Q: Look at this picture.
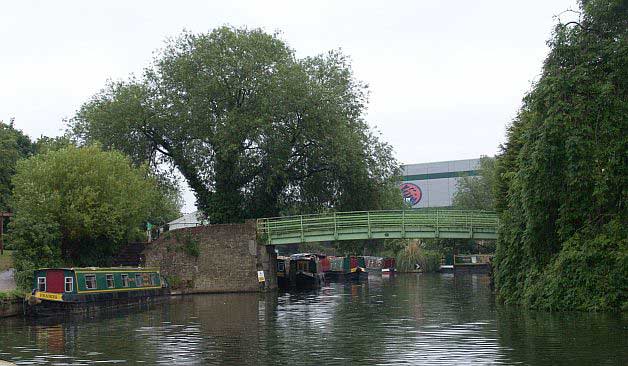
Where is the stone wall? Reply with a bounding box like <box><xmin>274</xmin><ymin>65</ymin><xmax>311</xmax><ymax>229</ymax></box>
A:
<box><xmin>0</xmin><ymin>298</ymin><xmax>23</xmax><ymax>318</ymax></box>
<box><xmin>142</xmin><ymin>220</ymin><xmax>277</xmax><ymax>294</ymax></box>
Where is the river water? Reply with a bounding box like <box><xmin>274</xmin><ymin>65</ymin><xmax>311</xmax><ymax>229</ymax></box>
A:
<box><xmin>0</xmin><ymin>274</ymin><xmax>625</xmax><ymax>365</ymax></box>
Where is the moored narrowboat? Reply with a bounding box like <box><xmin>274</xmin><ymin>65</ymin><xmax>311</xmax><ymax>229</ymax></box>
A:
<box><xmin>380</xmin><ymin>257</ymin><xmax>396</xmax><ymax>275</ymax></box>
<box><xmin>363</xmin><ymin>256</ymin><xmax>383</xmax><ymax>273</ymax></box>
<box><xmin>288</xmin><ymin>253</ymin><xmax>325</xmax><ymax>288</ymax></box>
<box><xmin>324</xmin><ymin>256</ymin><xmax>366</xmax><ymax>281</ymax></box>
<box><xmin>276</xmin><ymin>256</ymin><xmax>290</xmax><ymax>289</ymax></box>
<box><xmin>27</xmin><ymin>267</ymin><xmax>169</xmax><ymax>316</ymax></box>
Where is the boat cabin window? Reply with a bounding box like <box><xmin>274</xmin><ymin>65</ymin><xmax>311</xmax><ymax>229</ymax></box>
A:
<box><xmin>37</xmin><ymin>277</ymin><xmax>46</xmax><ymax>291</ymax></box>
<box><xmin>297</xmin><ymin>261</ymin><xmax>309</xmax><ymax>271</ymax></box>
<box><xmin>65</xmin><ymin>277</ymin><xmax>73</xmax><ymax>292</ymax></box>
<box><xmin>85</xmin><ymin>274</ymin><xmax>97</xmax><ymax>290</ymax></box>
<box><xmin>150</xmin><ymin>273</ymin><xmax>158</xmax><ymax>286</ymax></box>
<box><xmin>106</xmin><ymin>274</ymin><xmax>115</xmax><ymax>288</ymax></box>
<box><xmin>277</xmin><ymin>262</ymin><xmax>285</xmax><ymax>272</ymax></box>
<box><xmin>121</xmin><ymin>274</ymin><xmax>129</xmax><ymax>287</ymax></box>
<box><xmin>135</xmin><ymin>274</ymin><xmax>143</xmax><ymax>287</ymax></box>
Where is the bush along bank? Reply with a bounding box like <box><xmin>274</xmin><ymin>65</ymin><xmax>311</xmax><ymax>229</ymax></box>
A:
<box><xmin>493</xmin><ymin>0</ymin><xmax>627</xmax><ymax>311</ymax></box>
<box><xmin>395</xmin><ymin>241</ymin><xmax>441</xmax><ymax>273</ymax></box>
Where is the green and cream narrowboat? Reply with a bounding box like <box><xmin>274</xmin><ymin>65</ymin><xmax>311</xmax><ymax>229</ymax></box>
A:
<box><xmin>28</xmin><ymin>267</ymin><xmax>169</xmax><ymax>316</ymax></box>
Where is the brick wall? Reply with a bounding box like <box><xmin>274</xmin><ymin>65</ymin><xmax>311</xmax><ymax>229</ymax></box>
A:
<box><xmin>142</xmin><ymin>220</ymin><xmax>277</xmax><ymax>293</ymax></box>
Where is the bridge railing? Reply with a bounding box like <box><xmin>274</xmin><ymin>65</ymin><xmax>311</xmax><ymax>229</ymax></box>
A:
<box><xmin>257</xmin><ymin>209</ymin><xmax>498</xmax><ymax>245</ymax></box>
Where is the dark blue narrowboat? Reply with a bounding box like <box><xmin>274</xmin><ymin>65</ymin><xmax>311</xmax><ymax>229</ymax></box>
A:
<box><xmin>276</xmin><ymin>256</ymin><xmax>289</xmax><ymax>289</ymax></box>
<box><xmin>288</xmin><ymin>253</ymin><xmax>325</xmax><ymax>288</ymax></box>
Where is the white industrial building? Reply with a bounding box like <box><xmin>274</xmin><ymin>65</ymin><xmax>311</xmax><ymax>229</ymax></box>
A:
<box><xmin>400</xmin><ymin>158</ymin><xmax>480</xmax><ymax>208</ymax></box>
<box><xmin>167</xmin><ymin>211</ymin><xmax>209</xmax><ymax>230</ymax></box>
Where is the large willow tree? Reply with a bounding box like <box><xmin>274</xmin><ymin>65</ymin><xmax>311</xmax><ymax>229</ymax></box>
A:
<box><xmin>494</xmin><ymin>0</ymin><xmax>627</xmax><ymax>311</ymax></box>
<box><xmin>71</xmin><ymin>27</ymin><xmax>400</xmax><ymax>223</ymax></box>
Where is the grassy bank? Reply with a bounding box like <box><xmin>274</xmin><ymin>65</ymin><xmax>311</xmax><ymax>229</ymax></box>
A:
<box><xmin>0</xmin><ymin>250</ymin><xmax>13</xmax><ymax>272</ymax></box>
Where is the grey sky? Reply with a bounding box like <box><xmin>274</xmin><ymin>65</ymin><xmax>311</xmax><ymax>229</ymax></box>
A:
<box><xmin>1</xmin><ymin>0</ymin><xmax>578</xmax><ymax>212</ymax></box>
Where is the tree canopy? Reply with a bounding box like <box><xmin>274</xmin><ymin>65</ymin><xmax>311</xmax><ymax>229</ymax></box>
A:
<box><xmin>0</xmin><ymin>120</ymin><xmax>36</xmax><ymax>211</ymax></box>
<box><xmin>494</xmin><ymin>0</ymin><xmax>627</xmax><ymax>311</ymax></box>
<box><xmin>70</xmin><ymin>27</ymin><xmax>401</xmax><ymax>223</ymax></box>
<box><xmin>452</xmin><ymin>156</ymin><xmax>496</xmax><ymax>211</ymax></box>
<box><xmin>9</xmin><ymin>145</ymin><xmax>181</xmax><ymax>288</ymax></box>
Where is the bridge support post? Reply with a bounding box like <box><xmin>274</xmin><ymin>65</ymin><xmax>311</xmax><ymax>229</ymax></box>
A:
<box><xmin>401</xmin><ymin>210</ymin><xmax>406</xmax><ymax>238</ymax></box>
<box><xmin>436</xmin><ymin>210</ymin><xmax>439</xmax><ymax>238</ymax></box>
<box><xmin>333</xmin><ymin>212</ymin><xmax>338</xmax><ymax>240</ymax></box>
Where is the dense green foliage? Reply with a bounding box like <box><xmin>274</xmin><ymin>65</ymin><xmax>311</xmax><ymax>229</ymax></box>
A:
<box><xmin>70</xmin><ymin>27</ymin><xmax>401</xmax><ymax>223</ymax></box>
<box><xmin>448</xmin><ymin>156</ymin><xmax>498</xmax><ymax>255</ymax></box>
<box><xmin>494</xmin><ymin>0</ymin><xmax>627</xmax><ymax>311</ymax></box>
<box><xmin>9</xmin><ymin>146</ymin><xmax>180</xmax><ymax>288</ymax></box>
<box><xmin>452</xmin><ymin>156</ymin><xmax>496</xmax><ymax>211</ymax></box>
<box><xmin>0</xmin><ymin>120</ymin><xmax>36</xmax><ymax>211</ymax></box>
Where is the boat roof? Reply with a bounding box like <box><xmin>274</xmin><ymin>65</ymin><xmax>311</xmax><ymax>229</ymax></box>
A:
<box><xmin>290</xmin><ymin>253</ymin><xmax>318</xmax><ymax>260</ymax></box>
<box><xmin>36</xmin><ymin>267</ymin><xmax>159</xmax><ymax>271</ymax></box>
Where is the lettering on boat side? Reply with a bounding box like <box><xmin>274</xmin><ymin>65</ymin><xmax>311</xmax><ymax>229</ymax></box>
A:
<box><xmin>35</xmin><ymin>291</ymin><xmax>63</xmax><ymax>301</ymax></box>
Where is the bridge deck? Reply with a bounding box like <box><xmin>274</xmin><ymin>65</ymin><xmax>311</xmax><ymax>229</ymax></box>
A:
<box><xmin>256</xmin><ymin>209</ymin><xmax>498</xmax><ymax>245</ymax></box>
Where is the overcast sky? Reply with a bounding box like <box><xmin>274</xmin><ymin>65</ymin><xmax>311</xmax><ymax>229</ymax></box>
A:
<box><xmin>1</xmin><ymin>0</ymin><xmax>578</xmax><ymax>212</ymax></box>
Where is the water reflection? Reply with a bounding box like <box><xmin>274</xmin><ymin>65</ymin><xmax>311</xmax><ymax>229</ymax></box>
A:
<box><xmin>0</xmin><ymin>274</ymin><xmax>625</xmax><ymax>365</ymax></box>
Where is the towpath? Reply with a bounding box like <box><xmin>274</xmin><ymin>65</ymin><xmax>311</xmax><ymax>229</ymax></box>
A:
<box><xmin>0</xmin><ymin>269</ymin><xmax>16</xmax><ymax>291</ymax></box>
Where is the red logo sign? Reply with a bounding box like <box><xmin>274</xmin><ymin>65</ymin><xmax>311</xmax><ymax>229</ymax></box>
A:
<box><xmin>400</xmin><ymin>183</ymin><xmax>422</xmax><ymax>205</ymax></box>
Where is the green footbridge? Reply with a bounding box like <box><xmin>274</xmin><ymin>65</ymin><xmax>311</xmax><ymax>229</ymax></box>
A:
<box><xmin>256</xmin><ymin>209</ymin><xmax>498</xmax><ymax>245</ymax></box>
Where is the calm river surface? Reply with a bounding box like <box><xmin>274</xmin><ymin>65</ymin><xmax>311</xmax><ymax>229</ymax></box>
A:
<box><xmin>1</xmin><ymin>274</ymin><xmax>626</xmax><ymax>365</ymax></box>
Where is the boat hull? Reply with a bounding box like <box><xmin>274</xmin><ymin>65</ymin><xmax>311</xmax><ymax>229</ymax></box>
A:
<box><xmin>26</xmin><ymin>288</ymin><xmax>169</xmax><ymax>317</ymax></box>
<box><xmin>277</xmin><ymin>274</ymin><xmax>289</xmax><ymax>289</ymax></box>
<box><xmin>325</xmin><ymin>269</ymin><xmax>364</xmax><ymax>282</ymax></box>
<box><xmin>290</xmin><ymin>272</ymin><xmax>324</xmax><ymax>289</ymax></box>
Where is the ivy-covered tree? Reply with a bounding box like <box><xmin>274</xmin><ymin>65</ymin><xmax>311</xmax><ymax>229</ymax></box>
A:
<box><xmin>9</xmin><ymin>145</ymin><xmax>181</xmax><ymax>288</ymax></box>
<box><xmin>70</xmin><ymin>27</ymin><xmax>401</xmax><ymax>223</ymax></box>
<box><xmin>494</xmin><ymin>0</ymin><xmax>627</xmax><ymax>311</ymax></box>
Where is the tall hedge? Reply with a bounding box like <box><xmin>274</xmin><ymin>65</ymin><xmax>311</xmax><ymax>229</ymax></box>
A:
<box><xmin>494</xmin><ymin>0</ymin><xmax>627</xmax><ymax>311</ymax></box>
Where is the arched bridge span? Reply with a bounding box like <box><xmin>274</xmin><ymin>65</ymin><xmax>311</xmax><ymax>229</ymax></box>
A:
<box><xmin>256</xmin><ymin>209</ymin><xmax>498</xmax><ymax>245</ymax></box>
